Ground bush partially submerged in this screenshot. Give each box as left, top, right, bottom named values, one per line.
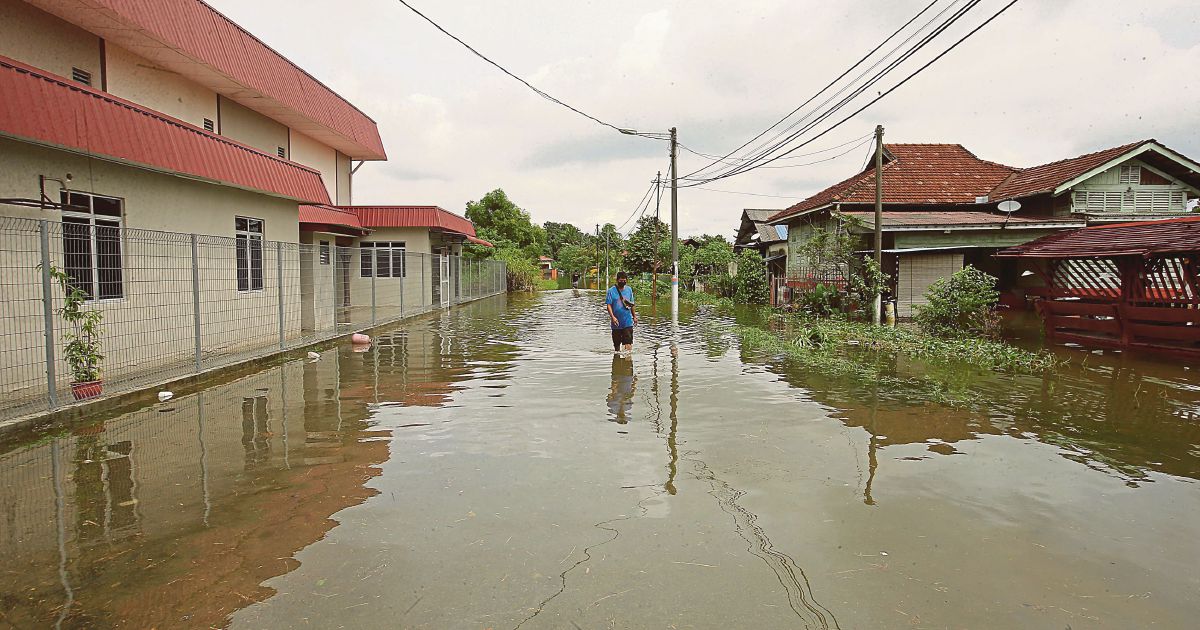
left=914, top=266, right=1001, bottom=339
left=493, top=247, right=539, bottom=292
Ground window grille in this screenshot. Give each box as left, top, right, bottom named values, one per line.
left=360, top=241, right=406, bottom=278
left=1118, top=165, right=1141, bottom=185
left=235, top=217, right=264, bottom=291
left=276, top=147, right=286, bottom=158
left=319, top=241, right=330, bottom=265
left=203, top=118, right=215, bottom=132
left=71, top=67, right=91, bottom=85
left=59, top=191, right=124, bottom=300
left=1075, top=190, right=1186, bottom=213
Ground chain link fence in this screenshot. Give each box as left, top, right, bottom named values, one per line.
left=0, top=216, right=506, bottom=421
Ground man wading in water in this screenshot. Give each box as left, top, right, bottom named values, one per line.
left=606, top=271, right=637, bottom=354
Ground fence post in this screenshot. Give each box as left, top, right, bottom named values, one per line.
left=332, top=247, right=339, bottom=333
left=371, top=256, right=377, bottom=324
left=276, top=241, right=285, bottom=350
left=39, top=220, right=58, bottom=409
left=191, top=234, right=202, bottom=371
left=399, top=252, right=405, bottom=317
left=421, top=254, right=426, bottom=312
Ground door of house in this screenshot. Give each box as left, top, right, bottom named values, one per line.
left=439, top=254, right=451, bottom=307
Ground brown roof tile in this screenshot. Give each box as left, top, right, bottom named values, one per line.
left=990, top=140, right=1151, bottom=200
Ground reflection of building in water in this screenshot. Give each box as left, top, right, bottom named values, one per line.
left=0, top=352, right=389, bottom=628
left=607, top=355, right=637, bottom=423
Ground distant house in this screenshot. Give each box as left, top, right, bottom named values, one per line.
left=734, top=208, right=788, bottom=276
left=538, top=256, right=557, bottom=280
left=769, top=140, right=1200, bottom=315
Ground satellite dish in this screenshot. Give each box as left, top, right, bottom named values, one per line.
left=997, top=200, right=1021, bottom=213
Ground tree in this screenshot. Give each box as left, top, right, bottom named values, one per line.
left=624, top=215, right=671, bottom=274
left=733, top=249, right=769, bottom=304
left=555, top=243, right=591, bottom=275
left=465, top=189, right=546, bottom=254
left=543, top=221, right=586, bottom=259
left=914, top=266, right=1002, bottom=339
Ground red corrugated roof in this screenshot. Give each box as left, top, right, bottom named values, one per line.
left=0, top=55, right=330, bottom=204
left=27, top=0, right=386, bottom=160
left=299, top=204, right=364, bottom=229
left=339, top=206, right=478, bottom=237
left=467, top=236, right=494, bottom=248
left=996, top=216, right=1200, bottom=258
left=770, top=144, right=1018, bottom=222
left=990, top=140, right=1149, bottom=200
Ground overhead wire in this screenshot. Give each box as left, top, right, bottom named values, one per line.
left=679, top=0, right=940, bottom=181
left=690, top=0, right=1019, bottom=183
left=615, top=178, right=659, bottom=234
left=687, top=0, right=986, bottom=184
left=696, top=0, right=973, bottom=180
left=393, top=0, right=662, bottom=139
left=682, top=0, right=1018, bottom=187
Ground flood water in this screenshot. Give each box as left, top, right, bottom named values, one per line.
left=2, top=290, right=1199, bottom=629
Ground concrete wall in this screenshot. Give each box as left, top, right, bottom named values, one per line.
left=0, top=0, right=100, bottom=84
left=104, top=42, right=218, bottom=129
left=335, top=152, right=352, bottom=205
left=0, top=138, right=299, bottom=241
left=219, top=97, right=290, bottom=159
left=290, top=130, right=338, bottom=202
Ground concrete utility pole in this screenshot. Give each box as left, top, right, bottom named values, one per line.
left=605, top=229, right=610, bottom=288
left=670, top=127, right=679, bottom=320
left=595, top=223, right=600, bottom=289
left=873, top=124, right=884, bottom=326
left=652, top=170, right=661, bottom=308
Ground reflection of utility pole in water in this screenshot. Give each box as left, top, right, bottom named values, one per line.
left=197, top=392, right=211, bottom=527
left=864, top=406, right=878, bottom=506
left=51, top=439, right=74, bottom=630
left=666, top=339, right=679, bottom=495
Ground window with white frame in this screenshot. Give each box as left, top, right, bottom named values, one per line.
left=235, top=217, right=264, bottom=291
left=60, top=191, right=124, bottom=300
left=1118, top=165, right=1141, bottom=185
left=360, top=241, right=406, bottom=278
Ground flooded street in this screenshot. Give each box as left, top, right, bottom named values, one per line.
left=2, top=290, right=1199, bottom=629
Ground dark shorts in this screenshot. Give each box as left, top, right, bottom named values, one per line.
left=611, top=326, right=633, bottom=349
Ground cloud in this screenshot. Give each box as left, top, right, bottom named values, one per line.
left=210, top=0, right=1200, bottom=238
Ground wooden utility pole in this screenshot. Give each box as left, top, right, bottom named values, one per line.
left=670, top=127, right=679, bottom=320
left=652, top=170, right=661, bottom=308
left=872, top=124, right=884, bottom=325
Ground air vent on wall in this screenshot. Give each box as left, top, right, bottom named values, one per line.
left=71, top=67, right=91, bottom=86
left=203, top=118, right=215, bottom=132
left=277, top=147, right=286, bottom=158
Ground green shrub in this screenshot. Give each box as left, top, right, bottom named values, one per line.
left=493, top=248, right=539, bottom=292
left=914, top=266, right=1001, bottom=339
left=733, top=250, right=769, bottom=304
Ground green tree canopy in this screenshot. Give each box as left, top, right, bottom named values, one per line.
left=624, top=215, right=671, bottom=274
left=465, top=189, right=546, bottom=255
left=543, top=221, right=586, bottom=259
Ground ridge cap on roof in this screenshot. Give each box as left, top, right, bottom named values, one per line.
left=1021, top=139, right=1152, bottom=172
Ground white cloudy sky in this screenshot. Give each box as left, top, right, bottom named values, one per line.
left=209, top=0, right=1200, bottom=238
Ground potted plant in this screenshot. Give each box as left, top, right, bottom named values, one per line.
left=47, top=266, right=105, bottom=400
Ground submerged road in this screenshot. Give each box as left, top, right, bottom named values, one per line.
left=2, top=290, right=1199, bottom=628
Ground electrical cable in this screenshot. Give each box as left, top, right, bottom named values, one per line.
left=689, top=0, right=1018, bottom=183
left=394, top=0, right=661, bottom=139
left=689, top=0, right=985, bottom=184
left=615, top=178, right=659, bottom=234
left=680, top=0, right=940, bottom=180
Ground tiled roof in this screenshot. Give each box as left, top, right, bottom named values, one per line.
left=27, top=0, right=386, bottom=160
left=997, top=216, right=1200, bottom=258
left=990, top=140, right=1150, bottom=200
left=841, top=211, right=1084, bottom=230
left=769, top=144, right=1018, bottom=222
left=0, top=55, right=330, bottom=204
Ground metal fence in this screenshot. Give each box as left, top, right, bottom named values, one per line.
left=0, top=216, right=506, bottom=421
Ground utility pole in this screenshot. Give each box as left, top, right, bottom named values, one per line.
left=652, top=170, right=661, bottom=309
left=873, top=124, right=884, bottom=326
left=605, top=228, right=610, bottom=288
left=670, top=127, right=679, bottom=320
left=595, top=223, right=600, bottom=289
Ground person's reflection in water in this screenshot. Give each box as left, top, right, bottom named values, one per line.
left=606, top=354, right=637, bottom=424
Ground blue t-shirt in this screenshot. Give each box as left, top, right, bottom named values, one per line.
left=606, top=285, right=635, bottom=329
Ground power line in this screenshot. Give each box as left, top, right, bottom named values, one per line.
left=676, top=133, right=872, bottom=169
left=684, top=0, right=1017, bottom=186
left=690, top=0, right=984, bottom=184
left=680, top=0, right=940, bottom=180
left=615, top=178, right=659, bottom=234
left=691, top=187, right=804, bottom=200
left=394, top=0, right=660, bottom=139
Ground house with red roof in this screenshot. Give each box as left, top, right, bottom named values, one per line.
left=0, top=0, right=497, bottom=407
left=769, top=140, right=1200, bottom=315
